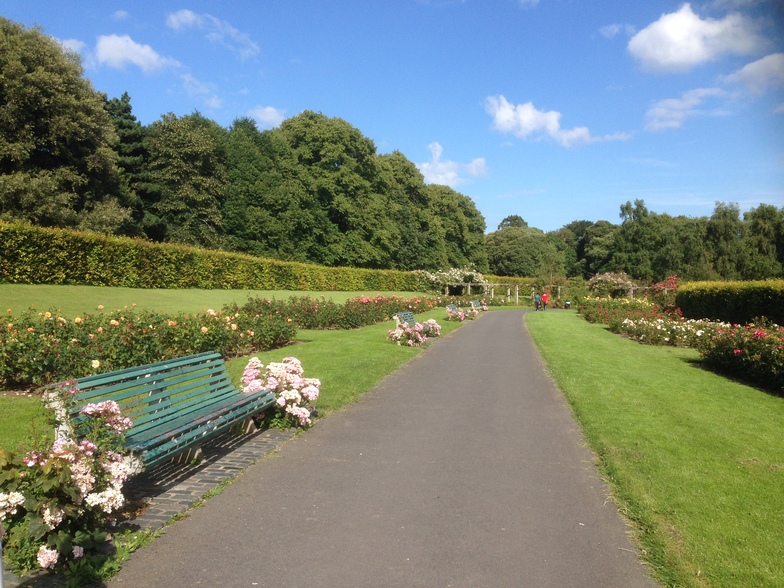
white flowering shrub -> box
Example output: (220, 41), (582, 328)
(417, 267), (488, 292)
(0, 380), (135, 576)
(587, 272), (637, 298)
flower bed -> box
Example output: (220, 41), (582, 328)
(235, 294), (440, 330)
(1, 306), (296, 388)
(696, 321), (784, 392)
(579, 296), (783, 393)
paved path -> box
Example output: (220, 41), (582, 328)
(107, 310), (655, 588)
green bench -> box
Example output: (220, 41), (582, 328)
(394, 310), (417, 326)
(470, 300), (484, 311)
(59, 351), (276, 469)
(446, 304), (459, 314)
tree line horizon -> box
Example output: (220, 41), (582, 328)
(2, 17), (782, 284)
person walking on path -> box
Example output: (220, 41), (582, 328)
(109, 311), (654, 588)
(541, 292), (549, 310)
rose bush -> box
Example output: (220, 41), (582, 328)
(241, 357), (321, 428)
(0, 379), (135, 576)
(387, 319), (441, 347)
(1, 306), (296, 388)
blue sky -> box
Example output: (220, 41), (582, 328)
(4, 0), (783, 232)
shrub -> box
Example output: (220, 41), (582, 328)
(696, 319), (784, 393)
(387, 319), (441, 347)
(676, 280), (784, 325)
(241, 357), (320, 428)
(0, 380), (135, 576)
(0, 306), (296, 388)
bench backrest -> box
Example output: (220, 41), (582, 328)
(395, 311), (416, 326)
(446, 304), (459, 313)
(470, 300), (481, 310)
(68, 351), (238, 440)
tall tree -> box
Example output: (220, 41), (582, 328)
(742, 204), (784, 278)
(706, 202), (750, 280)
(425, 184), (488, 272)
(497, 215), (528, 230)
(619, 199), (649, 223)
(486, 227), (562, 277)
(580, 221), (618, 278)
(273, 111), (399, 268)
(378, 151), (448, 270)
(0, 17), (127, 231)
(143, 112), (227, 248)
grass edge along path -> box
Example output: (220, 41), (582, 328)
(525, 310), (784, 588)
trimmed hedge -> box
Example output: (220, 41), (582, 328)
(0, 221), (425, 291)
(676, 280), (784, 325)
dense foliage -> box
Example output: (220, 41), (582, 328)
(676, 280), (784, 325)
(0, 221), (425, 291)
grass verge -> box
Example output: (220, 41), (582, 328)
(526, 310), (784, 588)
(0, 395), (48, 451)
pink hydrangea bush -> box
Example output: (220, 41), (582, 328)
(242, 356), (320, 428)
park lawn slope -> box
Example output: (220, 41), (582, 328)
(526, 310), (784, 588)
(0, 284), (429, 318)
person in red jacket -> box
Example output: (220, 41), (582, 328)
(541, 292), (549, 310)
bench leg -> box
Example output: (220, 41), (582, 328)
(170, 445), (204, 466)
(230, 416), (258, 436)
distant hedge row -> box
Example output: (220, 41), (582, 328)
(0, 222), (426, 291)
(676, 280), (784, 325)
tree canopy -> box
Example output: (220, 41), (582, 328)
(0, 17), (126, 231)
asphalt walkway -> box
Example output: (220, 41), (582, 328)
(105, 310), (655, 588)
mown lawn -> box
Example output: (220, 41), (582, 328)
(526, 310), (784, 588)
(0, 283), (430, 317)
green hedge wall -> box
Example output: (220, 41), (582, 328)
(676, 280), (784, 325)
(0, 221), (425, 291)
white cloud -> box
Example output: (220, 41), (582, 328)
(166, 9), (259, 60)
(59, 38), (86, 54)
(111, 10), (129, 21)
(95, 34), (180, 72)
(722, 53), (784, 93)
(180, 73), (223, 109)
(599, 23), (636, 39)
(644, 87), (727, 131)
(628, 3), (765, 72)
(484, 95), (631, 147)
(519, 0), (540, 8)
(417, 142), (487, 187)
(249, 105), (286, 128)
